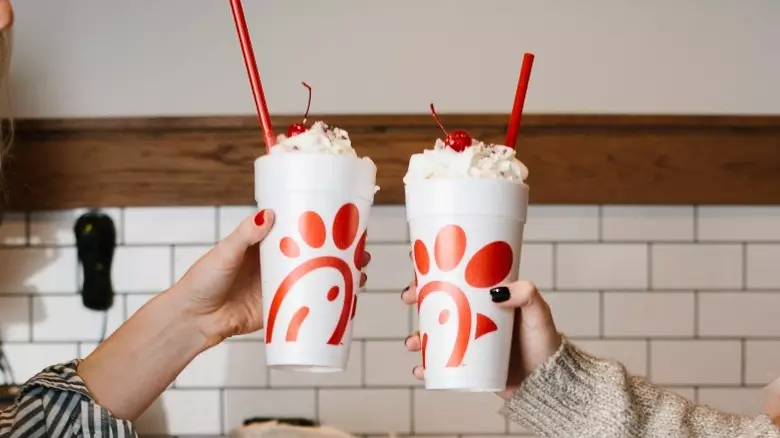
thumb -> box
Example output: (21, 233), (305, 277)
(214, 209), (275, 262)
(490, 280), (556, 332)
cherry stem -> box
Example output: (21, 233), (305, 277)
(429, 103), (448, 136)
(301, 81), (312, 123)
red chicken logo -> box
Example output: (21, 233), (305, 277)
(413, 225), (514, 368)
(265, 203), (367, 346)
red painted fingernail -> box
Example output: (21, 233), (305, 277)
(254, 210), (266, 227)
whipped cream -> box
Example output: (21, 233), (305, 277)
(271, 121), (357, 156)
(404, 138), (529, 183)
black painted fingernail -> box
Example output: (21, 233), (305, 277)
(401, 286), (409, 297)
(490, 286), (510, 303)
(404, 335), (411, 346)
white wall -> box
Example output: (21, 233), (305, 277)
(10, 0), (780, 118)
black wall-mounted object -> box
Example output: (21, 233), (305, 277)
(75, 211), (116, 311)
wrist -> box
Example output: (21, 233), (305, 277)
(156, 288), (216, 353)
(163, 286), (226, 350)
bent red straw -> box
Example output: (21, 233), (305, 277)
(229, 0), (275, 151)
(504, 53), (535, 149)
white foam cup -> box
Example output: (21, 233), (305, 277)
(255, 152), (376, 372)
(405, 178), (528, 391)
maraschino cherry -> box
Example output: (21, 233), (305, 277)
(429, 103), (472, 152)
(286, 82), (313, 137)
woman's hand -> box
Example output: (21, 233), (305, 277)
(171, 209), (371, 347)
(170, 210), (275, 346)
(401, 279), (562, 399)
(81, 209), (370, 420)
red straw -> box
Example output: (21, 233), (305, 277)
(504, 52), (535, 149)
(229, 0), (275, 151)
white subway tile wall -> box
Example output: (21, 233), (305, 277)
(601, 206), (694, 242)
(0, 205), (778, 437)
(517, 244), (554, 290)
(651, 244), (743, 290)
(747, 244), (780, 289)
(603, 292), (695, 337)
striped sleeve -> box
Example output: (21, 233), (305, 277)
(0, 360), (137, 437)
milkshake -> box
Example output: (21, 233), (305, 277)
(404, 105), (529, 391)
(256, 89), (377, 372)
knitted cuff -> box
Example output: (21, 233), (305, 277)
(500, 338), (627, 437)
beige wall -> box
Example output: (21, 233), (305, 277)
(10, 0), (780, 118)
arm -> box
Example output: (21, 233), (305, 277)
(502, 339), (780, 438)
(77, 288), (211, 421)
(76, 211), (278, 420)
(0, 277), (206, 436)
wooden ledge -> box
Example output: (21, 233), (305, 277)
(7, 114), (780, 210)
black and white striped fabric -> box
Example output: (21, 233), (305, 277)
(0, 361), (136, 437)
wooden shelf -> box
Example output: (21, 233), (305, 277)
(7, 114), (780, 210)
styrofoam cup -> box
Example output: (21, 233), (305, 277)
(405, 178), (528, 391)
(255, 152), (376, 372)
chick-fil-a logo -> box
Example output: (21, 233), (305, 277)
(265, 204), (366, 345)
(413, 225), (513, 368)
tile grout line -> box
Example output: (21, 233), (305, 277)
(551, 243), (558, 291)
(169, 244), (176, 287)
(9, 288), (780, 298)
(647, 242), (653, 290)
(219, 387), (225, 435)
(361, 340), (367, 388)
(265, 356), (271, 388)
(693, 290), (699, 339)
(741, 338), (747, 386)
(11, 335), (780, 347)
(742, 243), (748, 290)
(214, 207), (221, 243)
(10, 334), (780, 345)
(8, 239), (780, 250)
(409, 387), (415, 435)
(646, 338), (652, 381)
(28, 295), (34, 342)
(597, 205), (604, 242)
(314, 388), (321, 424)
(598, 290), (605, 339)
(120, 207), (127, 245)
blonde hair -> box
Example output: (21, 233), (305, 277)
(0, 26), (12, 210)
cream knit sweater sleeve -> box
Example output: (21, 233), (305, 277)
(502, 339), (780, 438)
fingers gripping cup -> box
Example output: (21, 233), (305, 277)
(256, 122), (377, 372)
(405, 131), (529, 391)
